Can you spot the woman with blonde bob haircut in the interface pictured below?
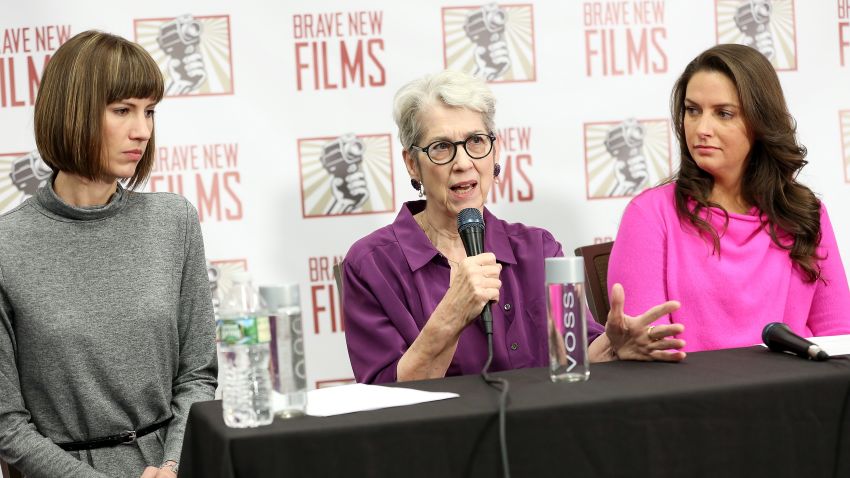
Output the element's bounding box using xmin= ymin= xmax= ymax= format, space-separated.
xmin=0 ymin=30 xmax=216 ymax=478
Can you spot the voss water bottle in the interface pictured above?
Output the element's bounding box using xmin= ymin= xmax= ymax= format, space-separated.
xmin=260 ymin=284 xmax=308 ymax=418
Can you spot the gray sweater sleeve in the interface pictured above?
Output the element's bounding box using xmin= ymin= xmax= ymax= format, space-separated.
xmin=162 ymin=202 xmax=218 ymax=462
xmin=0 ymin=273 xmax=109 ymax=478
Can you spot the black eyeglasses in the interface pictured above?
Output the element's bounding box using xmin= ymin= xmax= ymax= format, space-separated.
xmin=410 ymin=133 xmax=496 ymax=165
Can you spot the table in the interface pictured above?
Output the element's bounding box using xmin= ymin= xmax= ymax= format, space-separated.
xmin=180 ymin=347 xmax=850 ymax=478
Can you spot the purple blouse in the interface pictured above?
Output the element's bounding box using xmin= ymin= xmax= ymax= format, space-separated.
xmin=343 ymin=200 xmax=603 ymax=384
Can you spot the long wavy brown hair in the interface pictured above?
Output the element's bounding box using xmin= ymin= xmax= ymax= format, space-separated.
xmin=669 ymin=44 xmax=822 ymax=282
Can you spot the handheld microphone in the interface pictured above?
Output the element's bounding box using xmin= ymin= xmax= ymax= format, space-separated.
xmin=762 ymin=322 xmax=830 ymax=361
xmin=458 ymin=212 xmax=510 ymax=478
xmin=457 ymin=208 xmax=494 ymax=335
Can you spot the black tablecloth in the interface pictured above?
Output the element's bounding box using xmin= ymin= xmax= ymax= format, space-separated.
xmin=181 ymin=347 xmax=850 ymax=478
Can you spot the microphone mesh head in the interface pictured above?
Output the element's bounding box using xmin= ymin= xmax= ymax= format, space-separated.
xmin=761 ymin=322 xmax=785 ymax=345
xmin=457 ymin=208 xmax=484 ymax=233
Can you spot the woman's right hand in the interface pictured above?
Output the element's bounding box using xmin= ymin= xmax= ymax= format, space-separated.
xmin=396 ymin=252 xmax=501 ymax=382
xmin=442 ymin=252 xmax=502 ymax=330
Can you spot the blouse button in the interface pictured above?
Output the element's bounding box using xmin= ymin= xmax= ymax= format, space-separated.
xmin=503 ymin=303 xmax=512 ymax=311
xmin=510 ymin=343 xmax=519 ymax=351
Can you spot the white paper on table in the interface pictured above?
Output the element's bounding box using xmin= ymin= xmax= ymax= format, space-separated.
xmin=285 ymin=383 xmax=458 ymax=417
xmin=809 ymin=334 xmax=850 ymax=357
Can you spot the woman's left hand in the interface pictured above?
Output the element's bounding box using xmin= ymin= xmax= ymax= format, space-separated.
xmin=141 ymin=467 xmax=158 ymax=478
xmin=140 ymin=464 xmax=177 ymax=478
xmin=603 ymin=283 xmax=687 ymax=362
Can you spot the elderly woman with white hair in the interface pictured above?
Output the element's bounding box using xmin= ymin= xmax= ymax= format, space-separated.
xmin=342 ymin=70 xmax=684 ymax=384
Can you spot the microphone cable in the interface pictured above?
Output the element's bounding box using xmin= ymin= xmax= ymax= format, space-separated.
xmin=458 ymin=207 xmax=511 ymax=478
xmin=481 ymin=327 xmax=511 ymax=478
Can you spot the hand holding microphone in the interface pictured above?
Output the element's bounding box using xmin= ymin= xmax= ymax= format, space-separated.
xmin=447 ymin=253 xmax=501 ymax=332
xmin=457 ymin=208 xmax=498 ymax=335
xmin=762 ymin=322 xmax=830 ymax=361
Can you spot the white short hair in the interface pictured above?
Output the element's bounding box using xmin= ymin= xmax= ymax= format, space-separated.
xmin=392 ymin=70 xmax=496 ymax=151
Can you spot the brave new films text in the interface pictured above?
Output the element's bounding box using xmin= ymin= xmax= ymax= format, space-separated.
xmin=840 ymin=0 xmax=850 ymax=65
xmin=490 ymin=126 xmax=534 ymax=203
xmin=149 ymin=142 xmax=243 ymax=223
xmin=308 ymin=255 xmax=345 ymax=335
xmin=583 ymin=1 xmax=668 ymax=76
xmin=293 ymin=10 xmax=386 ymax=90
xmin=0 ymin=25 xmax=71 ymax=108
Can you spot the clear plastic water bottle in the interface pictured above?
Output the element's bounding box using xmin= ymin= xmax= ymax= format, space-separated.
xmin=216 ymin=271 xmax=273 ymax=428
xmin=260 ymin=284 xmax=307 ymax=418
xmin=545 ymin=257 xmax=590 ymax=382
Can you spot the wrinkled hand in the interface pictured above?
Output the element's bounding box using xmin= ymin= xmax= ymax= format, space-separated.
xmin=605 ymin=283 xmax=686 ymax=362
xmin=444 ymin=252 xmax=502 ymax=328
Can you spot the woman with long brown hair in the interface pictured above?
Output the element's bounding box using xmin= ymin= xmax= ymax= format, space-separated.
xmin=607 ymin=44 xmax=850 ymax=353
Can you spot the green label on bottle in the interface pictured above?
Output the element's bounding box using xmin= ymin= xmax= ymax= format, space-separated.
xmin=216 ymin=315 xmax=271 ymax=345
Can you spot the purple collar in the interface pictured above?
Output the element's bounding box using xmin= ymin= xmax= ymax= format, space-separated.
xmin=392 ymin=200 xmax=517 ymax=272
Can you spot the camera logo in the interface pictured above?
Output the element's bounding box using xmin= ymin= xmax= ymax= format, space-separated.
xmin=135 ymin=14 xmax=234 ymax=96
xmin=584 ymin=118 xmax=671 ymax=200
xmin=442 ymin=3 xmax=536 ymax=83
xmin=298 ymin=133 xmax=394 ymax=219
xmin=0 ymin=150 xmax=51 ymax=214
xmin=715 ymin=0 xmax=797 ymax=71
xmin=207 ymin=259 xmax=248 ymax=312
xmin=841 ymin=110 xmax=850 ymax=184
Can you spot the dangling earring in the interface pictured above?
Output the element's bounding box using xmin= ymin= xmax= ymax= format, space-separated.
xmin=493 ymin=163 xmax=501 ymax=178
xmin=411 ymin=178 xmax=425 ymax=198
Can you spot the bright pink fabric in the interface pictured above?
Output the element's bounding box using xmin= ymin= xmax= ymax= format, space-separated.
xmin=608 ymin=183 xmax=850 ymax=351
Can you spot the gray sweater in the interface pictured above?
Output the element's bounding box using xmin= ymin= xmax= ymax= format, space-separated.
xmin=0 ymin=181 xmax=217 ymax=477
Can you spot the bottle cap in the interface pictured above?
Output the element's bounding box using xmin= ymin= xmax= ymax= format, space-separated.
xmin=545 ymin=257 xmax=584 ymax=284
xmin=230 ymin=270 xmax=251 ymax=284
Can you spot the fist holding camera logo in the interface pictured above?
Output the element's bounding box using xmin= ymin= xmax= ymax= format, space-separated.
xmin=320 ymin=134 xmax=370 ymax=215
xmin=734 ymin=0 xmax=775 ymax=60
xmin=9 ymin=151 xmax=52 ymax=199
xmin=605 ymin=119 xmax=648 ymax=197
xmin=464 ymin=3 xmax=511 ymax=81
xmin=207 ymin=262 xmax=221 ymax=312
xmin=157 ymin=14 xmax=207 ymax=95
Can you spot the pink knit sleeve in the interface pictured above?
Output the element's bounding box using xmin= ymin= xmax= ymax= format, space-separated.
xmin=607 ymin=194 xmax=672 ymax=325
xmin=807 ymin=204 xmax=850 ymax=336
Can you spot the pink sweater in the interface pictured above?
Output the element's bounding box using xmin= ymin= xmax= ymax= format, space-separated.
xmin=608 ymin=183 xmax=850 ymax=351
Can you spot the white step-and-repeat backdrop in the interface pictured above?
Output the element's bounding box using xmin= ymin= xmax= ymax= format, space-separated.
xmin=2 ymin=0 xmax=849 ymax=388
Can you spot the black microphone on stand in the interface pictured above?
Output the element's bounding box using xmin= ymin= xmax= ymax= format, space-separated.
xmin=457 ymin=208 xmax=494 ymax=335
xmin=762 ymin=322 xmax=830 ymax=361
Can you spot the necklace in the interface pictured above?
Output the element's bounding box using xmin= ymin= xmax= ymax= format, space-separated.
xmin=414 ymin=212 xmax=464 ymax=267
xmin=422 ymin=213 xmax=458 ymax=240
